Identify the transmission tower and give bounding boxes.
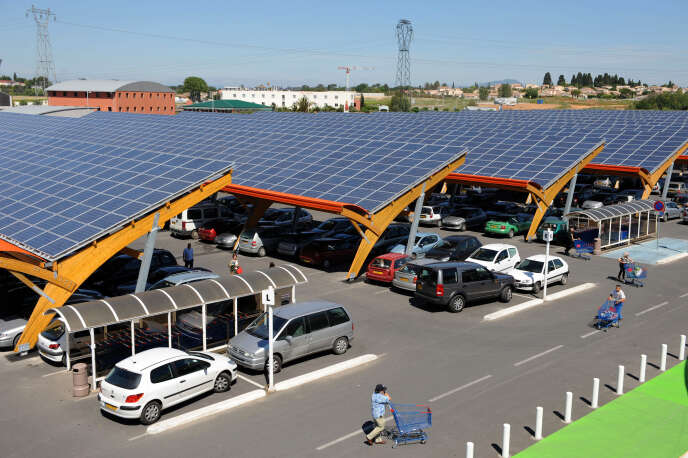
[395,19,413,109]
[26,5,57,93]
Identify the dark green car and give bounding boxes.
[485,214,532,238]
[536,217,569,243]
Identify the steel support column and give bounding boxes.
[661,161,675,200]
[134,213,160,293]
[405,183,426,256]
[563,173,578,215]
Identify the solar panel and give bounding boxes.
[0,113,233,261]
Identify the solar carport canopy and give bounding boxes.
[45,265,307,333]
[568,200,656,222]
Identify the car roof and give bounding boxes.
[524,254,563,262]
[376,252,408,260]
[477,243,517,250]
[160,271,220,284]
[274,300,346,320]
[414,232,435,238]
[408,257,445,267]
[117,347,188,372]
[444,234,477,241]
[420,261,480,270]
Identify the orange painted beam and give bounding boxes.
[0,239,44,261]
[446,173,540,191]
[584,164,650,176]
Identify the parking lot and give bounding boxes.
[2,200,687,457]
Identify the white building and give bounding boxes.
[219,87,356,110]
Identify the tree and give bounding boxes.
[360,93,365,108]
[498,84,512,97]
[524,87,539,99]
[183,76,208,102]
[479,86,489,101]
[543,72,553,86]
[571,89,581,98]
[13,72,17,81]
[390,92,411,112]
[557,75,566,86]
[295,96,310,112]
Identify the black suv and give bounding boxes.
[415,262,514,313]
[426,235,482,262]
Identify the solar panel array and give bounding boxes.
[0,113,233,260]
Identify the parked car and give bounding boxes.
[425,235,482,262]
[617,189,644,201]
[441,207,488,231]
[593,176,614,189]
[683,207,688,224]
[674,194,688,207]
[392,258,439,292]
[366,253,409,283]
[299,234,360,270]
[37,321,97,365]
[419,205,446,227]
[466,243,521,274]
[257,208,313,229]
[238,226,292,257]
[511,255,569,293]
[661,201,682,221]
[84,249,178,296]
[582,193,617,209]
[277,218,355,257]
[170,200,233,239]
[667,182,687,197]
[415,262,514,312]
[98,347,237,424]
[485,201,525,218]
[228,301,354,373]
[389,232,442,257]
[114,266,212,295]
[0,288,103,350]
[536,217,569,244]
[198,218,242,244]
[484,214,532,238]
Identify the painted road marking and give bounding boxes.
[514,345,564,367]
[237,374,264,389]
[128,433,148,442]
[543,283,596,301]
[635,301,669,317]
[373,288,390,295]
[274,354,378,392]
[580,330,601,339]
[428,375,492,402]
[316,415,393,451]
[42,369,68,378]
[681,292,688,298]
[513,293,535,299]
[484,299,543,321]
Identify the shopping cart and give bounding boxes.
[572,240,593,260]
[593,300,622,330]
[388,403,432,448]
[624,262,646,287]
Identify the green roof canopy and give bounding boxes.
[182,99,272,111]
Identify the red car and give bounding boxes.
[198,219,240,243]
[366,253,409,283]
[299,235,359,270]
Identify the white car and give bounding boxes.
[466,243,521,274]
[419,205,446,226]
[512,255,570,293]
[98,347,238,424]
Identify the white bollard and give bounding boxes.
[535,406,543,440]
[591,378,600,408]
[466,441,474,458]
[680,335,686,361]
[564,391,573,423]
[616,365,624,395]
[640,355,647,383]
[502,423,511,458]
[661,344,668,372]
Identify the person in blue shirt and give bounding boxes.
[366,384,391,446]
[182,243,194,268]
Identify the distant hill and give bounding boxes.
[477,79,520,87]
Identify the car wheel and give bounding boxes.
[508,229,514,238]
[257,246,266,257]
[560,273,569,285]
[12,334,20,350]
[190,230,199,240]
[532,282,541,294]
[499,286,513,303]
[333,337,349,355]
[323,259,332,271]
[447,294,465,313]
[140,401,162,425]
[460,222,466,231]
[436,219,441,227]
[264,354,282,374]
[213,372,232,393]
[663,214,668,222]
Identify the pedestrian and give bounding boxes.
[229,251,240,274]
[564,228,575,256]
[609,284,626,320]
[366,384,391,446]
[617,252,632,281]
[182,243,194,268]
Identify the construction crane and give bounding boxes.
[337,66,373,112]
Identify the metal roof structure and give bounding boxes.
[568,200,656,222]
[0,105,95,117]
[182,100,272,111]
[45,265,307,333]
[47,80,173,93]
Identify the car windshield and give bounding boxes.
[105,367,142,390]
[470,248,498,261]
[517,259,544,273]
[41,321,65,340]
[440,239,458,249]
[419,268,437,283]
[246,313,288,340]
[371,258,391,268]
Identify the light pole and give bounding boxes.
[543,228,553,299]
[262,285,276,391]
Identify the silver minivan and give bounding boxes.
[227,301,354,373]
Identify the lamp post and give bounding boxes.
[543,228,553,299]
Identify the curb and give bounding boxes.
[484,283,597,320]
[274,354,378,392]
[656,252,688,265]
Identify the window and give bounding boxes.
[108,107,112,111]
[280,317,307,339]
[187,209,203,220]
[105,367,142,389]
[462,269,477,283]
[548,260,556,271]
[496,250,509,263]
[133,107,137,112]
[173,358,210,376]
[150,364,175,383]
[393,258,407,269]
[508,248,517,258]
[419,268,438,284]
[327,307,350,326]
[204,208,218,219]
[308,311,329,332]
[475,266,492,281]
[62,91,66,96]
[442,268,458,284]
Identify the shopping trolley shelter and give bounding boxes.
[1,110,688,458]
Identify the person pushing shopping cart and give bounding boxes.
[365,384,391,446]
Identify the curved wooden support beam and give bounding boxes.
[0,256,76,292]
[16,171,233,351]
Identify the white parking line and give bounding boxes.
[580,330,601,339]
[373,289,390,295]
[128,432,148,441]
[237,374,264,389]
[513,293,535,299]
[681,292,688,298]
[428,375,492,402]
[514,345,564,367]
[635,301,669,317]
[316,415,393,451]
[41,369,68,378]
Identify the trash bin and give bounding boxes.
[593,237,602,255]
[72,362,89,397]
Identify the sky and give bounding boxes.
[1,0,687,88]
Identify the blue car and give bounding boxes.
[389,232,443,257]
